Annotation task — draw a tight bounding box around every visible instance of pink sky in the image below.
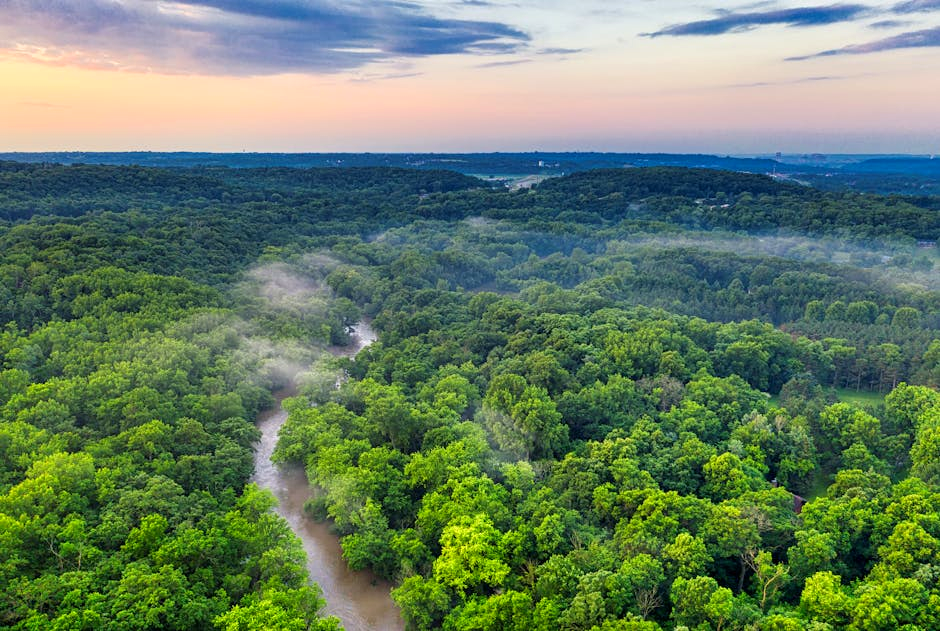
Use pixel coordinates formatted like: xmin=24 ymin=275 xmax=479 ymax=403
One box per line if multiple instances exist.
xmin=2 ymin=1 xmax=939 ymax=153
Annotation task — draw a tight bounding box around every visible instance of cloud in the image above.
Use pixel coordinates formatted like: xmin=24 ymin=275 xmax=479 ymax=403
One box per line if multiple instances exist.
xmin=18 ymin=101 xmax=68 ymax=109
xmin=725 ymin=74 xmax=850 ymax=88
xmin=475 ymin=59 xmax=533 ymax=68
xmin=536 ymin=47 xmax=585 ymax=55
xmin=868 ymin=19 xmax=915 ymax=27
xmin=643 ymin=4 xmax=871 ymax=37
xmin=787 ymin=25 xmax=940 ymax=58
xmin=349 ymin=71 xmax=424 ymax=83
xmin=892 ymin=0 xmax=940 ymax=13
xmin=471 ymin=46 xmax=581 ymax=69
xmin=0 ymin=0 xmax=528 ymax=76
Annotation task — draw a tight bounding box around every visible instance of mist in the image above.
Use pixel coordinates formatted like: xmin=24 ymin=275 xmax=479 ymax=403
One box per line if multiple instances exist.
xmin=216 ymin=254 xmax=360 ymax=395
xmin=607 ymin=232 xmax=939 ymax=291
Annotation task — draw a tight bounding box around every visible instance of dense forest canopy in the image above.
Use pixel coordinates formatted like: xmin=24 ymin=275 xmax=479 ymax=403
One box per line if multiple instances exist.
xmin=0 ymin=162 xmax=938 ymax=630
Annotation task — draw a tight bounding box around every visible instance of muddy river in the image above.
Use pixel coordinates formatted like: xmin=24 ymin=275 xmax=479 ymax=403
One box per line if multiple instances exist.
xmin=251 ymin=322 xmax=405 ymax=630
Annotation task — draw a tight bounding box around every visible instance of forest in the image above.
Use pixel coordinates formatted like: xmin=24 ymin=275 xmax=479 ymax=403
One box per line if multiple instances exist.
xmin=0 ymin=161 xmax=938 ymax=630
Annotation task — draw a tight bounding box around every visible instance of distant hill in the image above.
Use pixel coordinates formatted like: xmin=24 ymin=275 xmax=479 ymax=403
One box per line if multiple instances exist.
xmin=851 ymin=157 xmax=940 ymax=176
xmin=537 ymin=166 xmax=807 ymax=199
xmin=0 ymin=151 xmax=786 ymax=174
xmin=1 ymin=151 xmax=938 ymax=196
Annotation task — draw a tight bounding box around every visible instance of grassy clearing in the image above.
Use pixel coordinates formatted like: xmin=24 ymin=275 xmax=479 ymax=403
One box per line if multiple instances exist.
xmin=766 ymin=388 xmax=885 ymax=411
xmin=805 ymin=470 xmax=832 ymax=501
xmin=831 ymin=388 xmax=885 ymax=408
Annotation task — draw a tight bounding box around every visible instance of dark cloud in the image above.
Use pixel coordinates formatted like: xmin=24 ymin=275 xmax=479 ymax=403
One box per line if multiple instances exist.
xmin=643 ymin=4 xmax=871 ymax=37
xmin=787 ymin=24 xmax=940 ymax=58
xmin=869 ymin=19 xmax=915 ymax=27
xmin=0 ymin=0 xmax=528 ymax=75
xmin=892 ymin=0 xmax=940 ymax=13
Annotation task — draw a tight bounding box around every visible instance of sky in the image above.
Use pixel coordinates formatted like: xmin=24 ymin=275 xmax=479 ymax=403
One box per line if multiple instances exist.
xmin=1 ymin=0 xmax=938 ymax=153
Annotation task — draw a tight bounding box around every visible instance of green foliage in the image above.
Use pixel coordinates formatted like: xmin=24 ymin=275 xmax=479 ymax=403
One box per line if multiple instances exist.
xmin=3 ymin=162 xmax=940 ymax=630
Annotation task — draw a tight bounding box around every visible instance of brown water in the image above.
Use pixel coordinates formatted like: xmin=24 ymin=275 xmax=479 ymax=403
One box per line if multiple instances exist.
xmin=251 ymin=322 xmax=405 ymax=631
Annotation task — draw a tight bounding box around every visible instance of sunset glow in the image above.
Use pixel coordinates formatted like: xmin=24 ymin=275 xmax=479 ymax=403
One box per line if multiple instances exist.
xmin=2 ymin=1 xmax=939 ymax=152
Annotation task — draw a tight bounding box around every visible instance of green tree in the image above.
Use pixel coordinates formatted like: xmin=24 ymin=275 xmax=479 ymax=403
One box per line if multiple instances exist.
xmin=663 ymin=533 xmax=712 ymax=579
xmin=670 ymin=576 xmax=734 ymax=631
xmin=702 ymin=452 xmax=752 ymax=502
xmin=392 ymin=575 xmax=451 ymax=631
xmin=432 ymin=514 xmax=510 ymax=596
xmin=799 ymin=571 xmax=852 ymax=626
xmin=480 ymin=374 xmax=568 ymax=460
xmin=849 ymin=577 xmax=932 ymax=630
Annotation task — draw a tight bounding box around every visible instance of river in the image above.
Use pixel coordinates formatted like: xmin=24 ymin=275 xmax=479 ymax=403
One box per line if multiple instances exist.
xmin=251 ymin=322 xmax=405 ymax=631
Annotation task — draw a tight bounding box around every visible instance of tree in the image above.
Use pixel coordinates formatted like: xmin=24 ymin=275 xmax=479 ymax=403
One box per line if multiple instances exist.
xmin=788 ymin=530 xmax=839 ymax=582
xmin=744 ymin=549 xmax=789 ymax=612
xmin=341 ymin=499 xmax=399 ymax=580
xmin=803 ymin=300 xmax=825 ymax=322
xmin=701 ymin=503 xmax=761 ymax=593
xmin=444 ymin=591 xmax=533 ymax=631
xmin=702 ymin=452 xmax=752 ymax=502
xmin=849 ymin=577 xmax=932 ymax=630
xmin=663 ymin=533 xmax=712 ymax=580
xmin=891 ymin=307 xmax=921 ymax=328
xmin=872 ymin=343 xmax=903 ymax=392
xmin=588 ymin=615 xmax=662 ymax=630
xmin=480 ymin=374 xmax=568 ymax=460
xmin=561 ymin=570 xmax=625 ymax=629
xmin=825 ymin=301 xmax=846 ymax=322
xmin=718 ymin=340 xmax=770 ymax=391
xmin=670 ymin=576 xmax=734 ymax=631
xmin=875 ymin=520 xmax=940 ymax=578
xmin=917 ymin=340 xmax=940 ymax=387
xmin=619 ymin=553 xmax=666 ymax=619
xmin=110 ymin=563 xmax=203 ymax=630
xmin=845 ymin=301 xmax=878 ymax=324
xmin=799 ymin=571 xmax=851 ymax=627
xmin=215 ymin=586 xmax=340 ymax=631
xmin=827 ymin=342 xmax=857 ymax=388
xmin=392 ymin=575 xmax=451 ymax=631
xmin=819 ymin=403 xmax=882 ymax=452
xmin=356 ymin=379 xmax=419 ymax=452
xmin=910 ymin=420 xmax=940 ymax=485
xmin=432 ymin=514 xmax=510 ymax=596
